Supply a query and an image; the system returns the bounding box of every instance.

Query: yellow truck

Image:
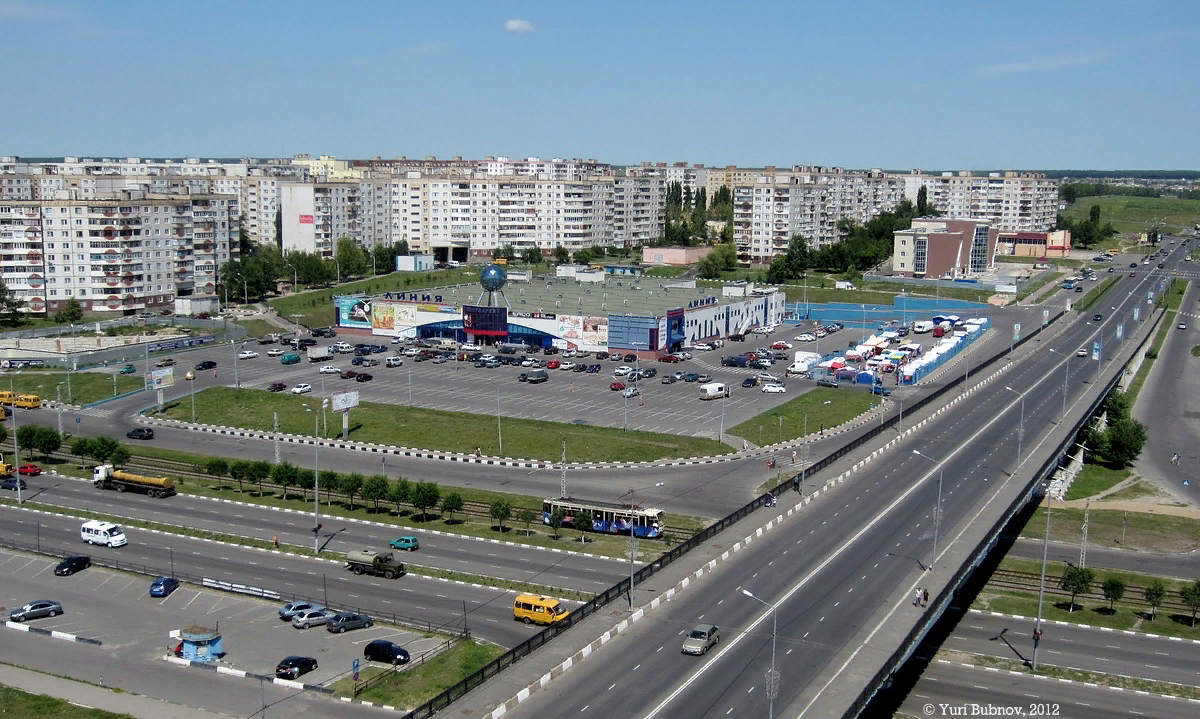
[14,394,41,409]
[92,464,175,498]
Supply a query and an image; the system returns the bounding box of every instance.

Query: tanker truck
[92,464,176,498]
[345,549,405,579]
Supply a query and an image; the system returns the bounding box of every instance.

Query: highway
[500,248,1185,718]
[13,471,629,593]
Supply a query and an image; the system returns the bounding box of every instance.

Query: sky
[2,0,1199,170]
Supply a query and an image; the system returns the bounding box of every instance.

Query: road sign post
[353,658,360,682]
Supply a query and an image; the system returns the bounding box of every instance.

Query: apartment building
[903,170,1058,232]
[0,192,237,314]
[612,174,666,247]
[279,182,360,257]
[892,218,998,279]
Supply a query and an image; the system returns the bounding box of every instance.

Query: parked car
[54,556,91,576]
[613,365,633,376]
[662,375,678,384]
[291,383,312,394]
[278,602,323,620]
[817,378,840,389]
[559,361,576,371]
[622,386,641,398]
[1,477,28,491]
[291,609,329,629]
[386,356,403,367]
[326,612,373,633]
[658,354,680,363]
[18,464,41,476]
[675,351,692,361]
[696,373,712,383]
[149,576,180,597]
[639,367,658,378]
[268,382,287,392]
[195,360,217,371]
[622,353,637,362]
[595,351,609,360]
[364,639,411,665]
[355,372,373,382]
[275,656,318,680]
[609,381,626,391]
[237,350,259,359]
[762,383,786,394]
[9,600,62,622]
[586,364,602,373]
[572,363,588,372]
[126,427,154,440]
[546,359,561,369]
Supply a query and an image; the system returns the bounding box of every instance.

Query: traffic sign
[352,658,360,681]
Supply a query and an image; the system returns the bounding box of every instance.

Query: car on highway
[609,381,626,391]
[1074,285,1083,292]
[355,372,373,382]
[195,360,217,371]
[266,348,285,357]
[267,382,287,392]
[1076,347,1088,357]
[1092,314,1103,321]
[1,477,27,491]
[681,624,720,655]
[149,576,180,597]
[389,536,419,551]
[364,639,411,665]
[291,609,329,629]
[54,556,91,576]
[126,427,154,440]
[275,656,318,680]
[18,464,41,476]
[326,612,373,633]
[762,383,786,394]
[9,600,63,622]
[1143,259,1149,265]
[291,383,312,395]
[237,350,259,359]
[1108,267,1114,272]
[1180,322,1188,330]
[1130,262,1138,268]
[118,363,137,375]
[817,378,840,389]
[1158,262,1166,269]
[622,386,641,398]
[155,358,175,367]
[318,365,339,374]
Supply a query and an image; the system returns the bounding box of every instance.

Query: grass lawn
[154,387,731,463]
[1192,344,1200,357]
[1127,280,1188,403]
[1019,506,1200,553]
[0,371,143,405]
[1103,479,1160,501]
[862,280,994,304]
[0,685,134,719]
[642,266,690,278]
[1033,284,1061,304]
[1064,463,1130,501]
[330,639,504,707]
[726,387,877,445]
[1073,276,1118,311]
[777,285,897,305]
[1014,272,1064,302]
[996,255,1086,268]
[1061,195,1200,234]
[230,319,279,340]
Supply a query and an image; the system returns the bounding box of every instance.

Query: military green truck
[345,549,405,579]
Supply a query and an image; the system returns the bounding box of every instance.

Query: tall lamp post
[1005,386,1027,467]
[912,449,943,572]
[10,374,21,504]
[1047,349,1070,419]
[618,482,663,608]
[284,262,298,292]
[1032,478,1054,670]
[742,589,779,719]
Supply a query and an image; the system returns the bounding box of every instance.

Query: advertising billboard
[369,300,417,335]
[463,305,508,336]
[331,390,360,413]
[148,368,175,389]
[337,296,374,329]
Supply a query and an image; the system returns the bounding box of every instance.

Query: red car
[268,382,287,392]
[609,381,626,391]
[658,355,679,363]
[340,369,358,379]
[18,464,41,476]
[546,360,561,369]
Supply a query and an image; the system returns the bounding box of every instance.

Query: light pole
[10,374,21,504]
[619,482,663,609]
[314,399,326,554]
[284,263,298,292]
[332,258,341,286]
[742,589,779,719]
[912,449,943,572]
[861,303,867,344]
[1005,386,1026,467]
[188,373,196,423]
[1032,478,1053,670]
[55,383,64,437]
[1047,349,1069,419]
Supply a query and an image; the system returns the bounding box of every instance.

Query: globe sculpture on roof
[479,264,507,292]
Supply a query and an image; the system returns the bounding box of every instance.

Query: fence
[353,637,462,697]
[901,318,993,384]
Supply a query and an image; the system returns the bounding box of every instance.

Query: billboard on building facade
[337,296,373,329]
[582,316,608,347]
[463,305,508,336]
[370,300,417,334]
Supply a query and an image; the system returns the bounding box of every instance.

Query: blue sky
[3,0,1198,169]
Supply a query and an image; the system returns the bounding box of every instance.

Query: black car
[355,373,373,382]
[1130,262,1138,268]
[572,363,587,372]
[1075,286,1083,292]
[364,639,411,665]
[816,378,840,389]
[275,655,318,680]
[194,360,217,371]
[1,476,27,490]
[729,334,746,342]
[55,556,91,576]
[742,377,758,388]
[126,427,154,440]
[371,345,387,353]
[640,367,657,378]
[1092,314,1103,321]
[595,351,609,360]
[623,353,637,363]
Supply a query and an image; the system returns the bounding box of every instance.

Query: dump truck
[306,345,332,362]
[92,464,176,498]
[345,549,405,579]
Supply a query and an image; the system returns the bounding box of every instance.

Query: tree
[33,427,61,461]
[441,491,464,524]
[204,458,229,485]
[1101,416,1148,466]
[362,474,390,512]
[574,509,592,542]
[109,445,131,468]
[341,472,364,509]
[521,246,543,265]
[1181,579,1200,628]
[1089,204,1102,225]
[53,298,84,325]
[553,246,570,264]
[248,461,273,496]
[1144,579,1166,620]
[275,208,283,250]
[319,470,339,504]
[516,506,537,536]
[389,477,411,514]
[916,185,930,216]
[335,237,370,277]
[490,499,512,533]
[1101,577,1126,612]
[272,461,298,499]
[0,276,25,325]
[573,248,593,264]
[492,243,516,262]
[410,481,440,521]
[16,424,40,454]
[294,469,315,502]
[228,460,251,493]
[71,437,93,466]
[1060,565,1095,612]
[548,509,565,539]
[371,242,407,275]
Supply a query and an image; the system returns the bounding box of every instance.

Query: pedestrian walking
[475,446,482,458]
[743,439,748,451]
[922,589,929,607]
[914,588,922,606]
[792,449,798,465]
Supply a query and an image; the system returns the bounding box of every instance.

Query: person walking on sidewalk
[914,588,922,606]
[922,589,929,607]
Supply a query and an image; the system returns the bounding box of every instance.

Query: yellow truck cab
[14,394,41,409]
[513,593,569,626]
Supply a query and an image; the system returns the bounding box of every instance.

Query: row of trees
[217,239,411,305]
[657,183,734,247]
[764,200,919,283]
[1060,566,1200,626]
[490,243,643,267]
[1059,183,1161,203]
[1080,390,1147,467]
[1056,203,1118,249]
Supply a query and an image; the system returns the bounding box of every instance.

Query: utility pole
[273,412,280,465]
[1080,501,1090,568]
[560,440,568,499]
[1032,481,1052,670]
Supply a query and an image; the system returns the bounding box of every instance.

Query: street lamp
[284,262,298,292]
[619,482,663,609]
[332,258,341,286]
[1047,349,1069,419]
[742,589,779,719]
[911,449,943,572]
[1032,478,1053,670]
[55,382,65,436]
[1005,386,1026,467]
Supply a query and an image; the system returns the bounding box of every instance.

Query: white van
[912,321,934,334]
[699,382,730,400]
[81,520,127,548]
[333,341,353,354]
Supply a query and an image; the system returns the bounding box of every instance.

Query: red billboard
[298,215,314,224]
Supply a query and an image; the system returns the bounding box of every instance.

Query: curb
[5,619,103,646]
[938,658,1200,705]
[163,655,336,696]
[967,608,1200,645]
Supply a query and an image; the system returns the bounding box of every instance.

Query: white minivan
[81,520,127,548]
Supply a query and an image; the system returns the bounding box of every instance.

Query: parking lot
[1,548,447,687]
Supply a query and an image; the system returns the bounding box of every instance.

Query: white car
[1076,348,1087,357]
[291,383,312,395]
[814,328,828,338]
[318,365,340,374]
[390,337,404,344]
[613,365,633,376]
[757,372,781,383]
[622,386,641,398]
[676,351,693,360]
[560,362,577,371]
[237,350,259,359]
[460,343,482,351]
[521,358,537,367]
[401,347,420,356]
[385,356,403,367]
[267,348,285,357]
[692,343,713,351]
[795,333,816,343]
[762,383,787,394]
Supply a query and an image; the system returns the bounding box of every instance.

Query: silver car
[278,601,324,621]
[291,609,328,629]
[325,612,373,633]
[681,624,720,655]
[10,599,63,622]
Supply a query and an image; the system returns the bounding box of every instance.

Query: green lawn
[0,685,134,719]
[230,319,279,340]
[1,371,143,405]
[996,255,1085,268]
[1061,195,1200,234]
[1014,272,1064,302]
[1127,280,1189,403]
[863,280,994,304]
[1193,344,1200,358]
[1019,506,1200,553]
[1103,480,1160,501]
[1033,284,1061,304]
[330,639,504,707]
[1073,276,1118,311]
[727,387,878,445]
[155,387,732,462]
[642,266,691,278]
[1064,464,1130,501]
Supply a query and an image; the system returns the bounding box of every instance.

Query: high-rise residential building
[612,174,666,247]
[902,170,1058,232]
[279,182,360,257]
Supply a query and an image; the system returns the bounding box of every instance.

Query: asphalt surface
[13,471,628,594]
[0,504,558,648]
[499,251,1181,718]
[1006,537,1200,579]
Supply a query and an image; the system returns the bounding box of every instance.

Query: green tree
[272,461,298,499]
[1100,416,1148,466]
[294,469,315,502]
[318,470,339,504]
[0,276,25,325]
[1181,579,1200,628]
[53,298,85,325]
[492,244,516,262]
[389,477,411,514]
[109,445,131,468]
[34,427,61,461]
[573,248,593,264]
[1144,579,1166,620]
[228,460,251,493]
[87,436,120,464]
[371,242,406,275]
[490,499,512,533]
[441,491,464,524]
[16,424,40,454]
[1101,577,1126,612]
[553,246,570,264]
[521,246,543,265]
[574,509,593,542]
[204,458,229,485]
[361,474,390,512]
[410,481,440,521]
[696,252,722,279]
[341,472,364,509]
[1060,566,1095,612]
[335,237,370,277]
[548,509,565,539]
[916,185,930,216]
[71,437,93,466]
[1089,204,1101,225]
[248,461,273,496]
[516,506,537,536]
[275,208,283,250]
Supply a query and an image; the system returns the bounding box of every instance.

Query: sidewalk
[0,663,231,719]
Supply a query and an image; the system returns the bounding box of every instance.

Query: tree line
[1059,566,1200,627]
[765,199,919,283]
[1056,203,1118,249]
[219,236,409,304]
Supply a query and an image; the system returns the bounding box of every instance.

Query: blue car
[149,576,179,597]
[351,356,366,366]
[868,384,891,397]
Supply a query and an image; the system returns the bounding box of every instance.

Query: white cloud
[980,50,1106,76]
[505,19,534,33]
